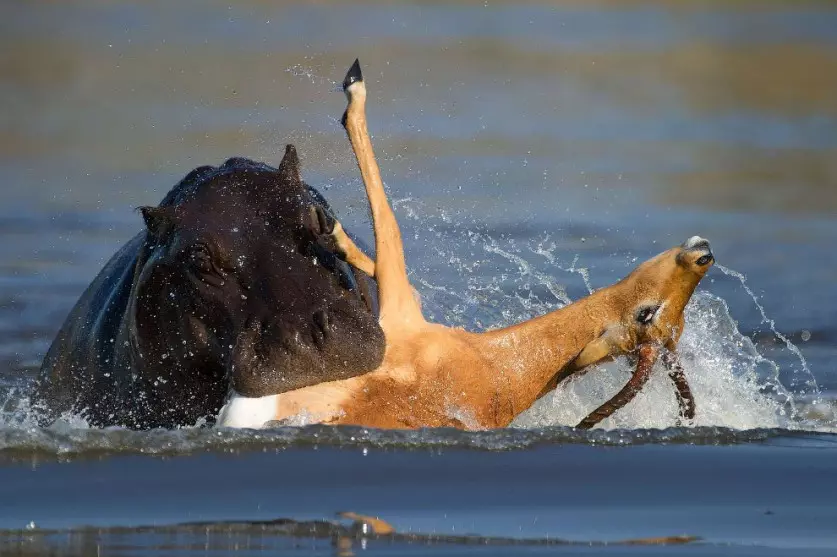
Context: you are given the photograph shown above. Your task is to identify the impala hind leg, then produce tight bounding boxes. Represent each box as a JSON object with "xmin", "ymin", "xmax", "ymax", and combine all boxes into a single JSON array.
[
  {"xmin": 306, "ymin": 204, "xmax": 425, "ymax": 311},
  {"xmin": 306, "ymin": 205, "xmax": 376, "ymax": 277},
  {"xmin": 341, "ymin": 59, "xmax": 423, "ymax": 327}
]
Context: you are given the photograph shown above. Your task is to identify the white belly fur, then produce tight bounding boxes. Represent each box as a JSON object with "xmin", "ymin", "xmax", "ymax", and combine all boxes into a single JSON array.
[{"xmin": 216, "ymin": 392, "xmax": 279, "ymax": 428}]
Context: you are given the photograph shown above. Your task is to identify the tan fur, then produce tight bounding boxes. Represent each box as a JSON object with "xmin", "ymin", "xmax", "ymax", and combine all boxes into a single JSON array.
[
  {"xmin": 273, "ymin": 64, "xmax": 713, "ymax": 430},
  {"xmin": 338, "ymin": 512, "xmax": 396, "ymax": 535},
  {"xmin": 331, "ymin": 221, "xmax": 376, "ymax": 277}
]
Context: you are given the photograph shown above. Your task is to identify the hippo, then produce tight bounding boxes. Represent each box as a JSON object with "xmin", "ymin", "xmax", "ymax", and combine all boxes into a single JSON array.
[{"xmin": 33, "ymin": 145, "xmax": 385, "ymax": 429}]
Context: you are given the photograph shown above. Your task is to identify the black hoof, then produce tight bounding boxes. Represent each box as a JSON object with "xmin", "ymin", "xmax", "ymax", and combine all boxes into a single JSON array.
[{"xmin": 342, "ymin": 59, "xmax": 363, "ymax": 91}]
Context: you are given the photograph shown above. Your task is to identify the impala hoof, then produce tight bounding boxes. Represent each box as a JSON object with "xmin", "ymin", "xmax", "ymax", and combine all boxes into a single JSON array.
[{"xmin": 343, "ymin": 59, "xmax": 363, "ymax": 91}]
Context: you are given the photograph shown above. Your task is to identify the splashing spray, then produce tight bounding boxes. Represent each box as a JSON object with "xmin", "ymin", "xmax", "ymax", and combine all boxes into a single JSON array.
[{"xmin": 715, "ymin": 264, "xmax": 819, "ymax": 398}]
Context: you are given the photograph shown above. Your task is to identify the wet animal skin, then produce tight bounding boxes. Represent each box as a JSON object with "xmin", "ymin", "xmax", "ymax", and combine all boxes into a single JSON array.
[
  {"xmin": 220, "ymin": 61, "xmax": 714, "ymax": 430},
  {"xmin": 35, "ymin": 149, "xmax": 385, "ymax": 429}
]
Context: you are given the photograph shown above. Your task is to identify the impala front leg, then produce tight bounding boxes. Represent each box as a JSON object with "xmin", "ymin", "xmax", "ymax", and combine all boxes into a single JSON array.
[
  {"xmin": 576, "ymin": 343, "xmax": 660, "ymax": 430},
  {"xmin": 662, "ymin": 350, "xmax": 696, "ymax": 424}
]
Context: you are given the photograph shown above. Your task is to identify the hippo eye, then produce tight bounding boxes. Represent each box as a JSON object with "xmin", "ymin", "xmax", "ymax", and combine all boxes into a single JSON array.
[
  {"xmin": 636, "ymin": 305, "xmax": 659, "ymax": 325},
  {"xmin": 189, "ymin": 245, "xmax": 214, "ymax": 274},
  {"xmin": 695, "ymin": 254, "xmax": 713, "ymax": 266}
]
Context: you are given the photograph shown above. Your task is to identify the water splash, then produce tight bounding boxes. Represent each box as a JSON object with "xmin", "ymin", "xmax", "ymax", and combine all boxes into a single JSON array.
[
  {"xmin": 514, "ymin": 292, "xmax": 799, "ymax": 430},
  {"xmin": 284, "ymin": 64, "xmax": 340, "ymax": 89},
  {"xmin": 0, "ymin": 389, "xmax": 90, "ymax": 431},
  {"xmin": 529, "ymin": 237, "xmax": 594, "ymax": 294},
  {"xmin": 0, "ymin": 388, "xmax": 39, "ymax": 429},
  {"xmin": 715, "ymin": 263, "xmax": 819, "ymax": 397},
  {"xmin": 482, "ymin": 240, "xmax": 572, "ymax": 307}
]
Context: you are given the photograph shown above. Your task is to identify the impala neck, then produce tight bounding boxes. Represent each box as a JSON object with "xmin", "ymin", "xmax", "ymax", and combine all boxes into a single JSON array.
[{"xmin": 475, "ymin": 286, "xmax": 625, "ymax": 414}]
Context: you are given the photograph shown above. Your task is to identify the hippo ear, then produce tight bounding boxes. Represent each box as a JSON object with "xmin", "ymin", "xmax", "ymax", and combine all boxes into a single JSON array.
[
  {"xmin": 139, "ymin": 206, "xmax": 177, "ymax": 239},
  {"xmin": 277, "ymin": 144, "xmax": 302, "ymax": 184}
]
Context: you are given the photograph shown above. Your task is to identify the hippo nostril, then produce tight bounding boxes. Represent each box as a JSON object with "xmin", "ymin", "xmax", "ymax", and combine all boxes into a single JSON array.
[
  {"xmin": 311, "ymin": 310, "xmax": 330, "ymax": 350},
  {"xmin": 311, "ymin": 324, "xmax": 325, "ymax": 349},
  {"xmin": 313, "ymin": 310, "xmax": 330, "ymax": 335}
]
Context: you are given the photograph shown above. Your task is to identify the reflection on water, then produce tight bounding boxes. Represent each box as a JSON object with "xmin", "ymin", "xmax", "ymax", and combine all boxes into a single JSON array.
[
  {"xmin": 1, "ymin": 519, "xmax": 700, "ymax": 557},
  {"xmin": 4, "ymin": 441, "xmax": 837, "ymax": 552}
]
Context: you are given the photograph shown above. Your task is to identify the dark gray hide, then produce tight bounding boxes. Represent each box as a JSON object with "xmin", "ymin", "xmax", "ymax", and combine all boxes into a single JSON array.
[{"xmin": 34, "ymin": 147, "xmax": 384, "ymax": 429}]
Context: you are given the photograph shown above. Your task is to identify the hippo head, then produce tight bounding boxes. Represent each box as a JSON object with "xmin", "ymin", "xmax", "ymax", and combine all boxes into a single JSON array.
[{"xmin": 131, "ymin": 146, "xmax": 384, "ymax": 414}]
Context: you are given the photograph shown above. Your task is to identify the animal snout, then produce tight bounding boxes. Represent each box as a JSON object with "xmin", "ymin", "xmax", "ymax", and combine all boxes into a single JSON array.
[
  {"xmin": 682, "ymin": 235, "xmax": 711, "ymax": 252},
  {"xmin": 235, "ymin": 309, "xmax": 334, "ymax": 360},
  {"xmin": 682, "ymin": 235, "xmax": 714, "ymax": 266}
]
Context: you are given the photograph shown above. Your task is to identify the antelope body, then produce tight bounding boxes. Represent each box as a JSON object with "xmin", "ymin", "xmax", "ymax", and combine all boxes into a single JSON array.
[{"xmin": 218, "ymin": 61, "xmax": 714, "ymax": 430}]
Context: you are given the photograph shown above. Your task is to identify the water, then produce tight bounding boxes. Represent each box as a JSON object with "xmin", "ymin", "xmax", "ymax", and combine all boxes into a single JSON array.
[{"xmin": 2, "ymin": 1, "xmax": 837, "ymax": 554}]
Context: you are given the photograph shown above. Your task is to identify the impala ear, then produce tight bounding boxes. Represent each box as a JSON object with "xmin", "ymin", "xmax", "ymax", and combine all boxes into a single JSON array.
[
  {"xmin": 277, "ymin": 144, "xmax": 302, "ymax": 184},
  {"xmin": 569, "ymin": 327, "xmax": 627, "ymax": 371},
  {"xmin": 139, "ymin": 206, "xmax": 178, "ymax": 239},
  {"xmin": 570, "ymin": 335, "xmax": 613, "ymax": 371}
]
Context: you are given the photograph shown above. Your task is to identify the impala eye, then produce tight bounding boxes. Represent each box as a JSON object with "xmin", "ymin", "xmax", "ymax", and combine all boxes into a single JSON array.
[
  {"xmin": 696, "ymin": 254, "xmax": 714, "ymax": 266},
  {"xmin": 636, "ymin": 305, "xmax": 660, "ymax": 325}
]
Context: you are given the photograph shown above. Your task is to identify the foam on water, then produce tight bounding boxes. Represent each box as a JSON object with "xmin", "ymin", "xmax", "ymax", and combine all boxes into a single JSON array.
[{"xmin": 0, "ymin": 424, "xmax": 825, "ymax": 464}]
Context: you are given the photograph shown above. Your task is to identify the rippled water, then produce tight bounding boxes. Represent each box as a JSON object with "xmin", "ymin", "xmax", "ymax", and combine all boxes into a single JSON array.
[
  {"xmin": 1, "ymin": 1, "xmax": 836, "ymax": 553},
  {"xmin": 0, "ymin": 424, "xmax": 821, "ymax": 464}
]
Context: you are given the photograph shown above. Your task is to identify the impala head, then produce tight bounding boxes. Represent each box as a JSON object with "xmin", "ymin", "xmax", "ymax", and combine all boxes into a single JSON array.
[
  {"xmin": 571, "ymin": 236, "xmax": 714, "ymax": 370},
  {"xmin": 621, "ymin": 235, "xmax": 714, "ymax": 346}
]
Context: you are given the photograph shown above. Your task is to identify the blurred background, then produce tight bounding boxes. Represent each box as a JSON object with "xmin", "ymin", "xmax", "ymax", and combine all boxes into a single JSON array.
[{"xmin": 1, "ymin": 0, "xmax": 835, "ymax": 402}]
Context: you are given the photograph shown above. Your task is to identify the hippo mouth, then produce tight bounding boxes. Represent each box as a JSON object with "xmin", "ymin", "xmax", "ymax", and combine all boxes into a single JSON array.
[{"xmin": 228, "ymin": 300, "xmax": 384, "ymax": 398}]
